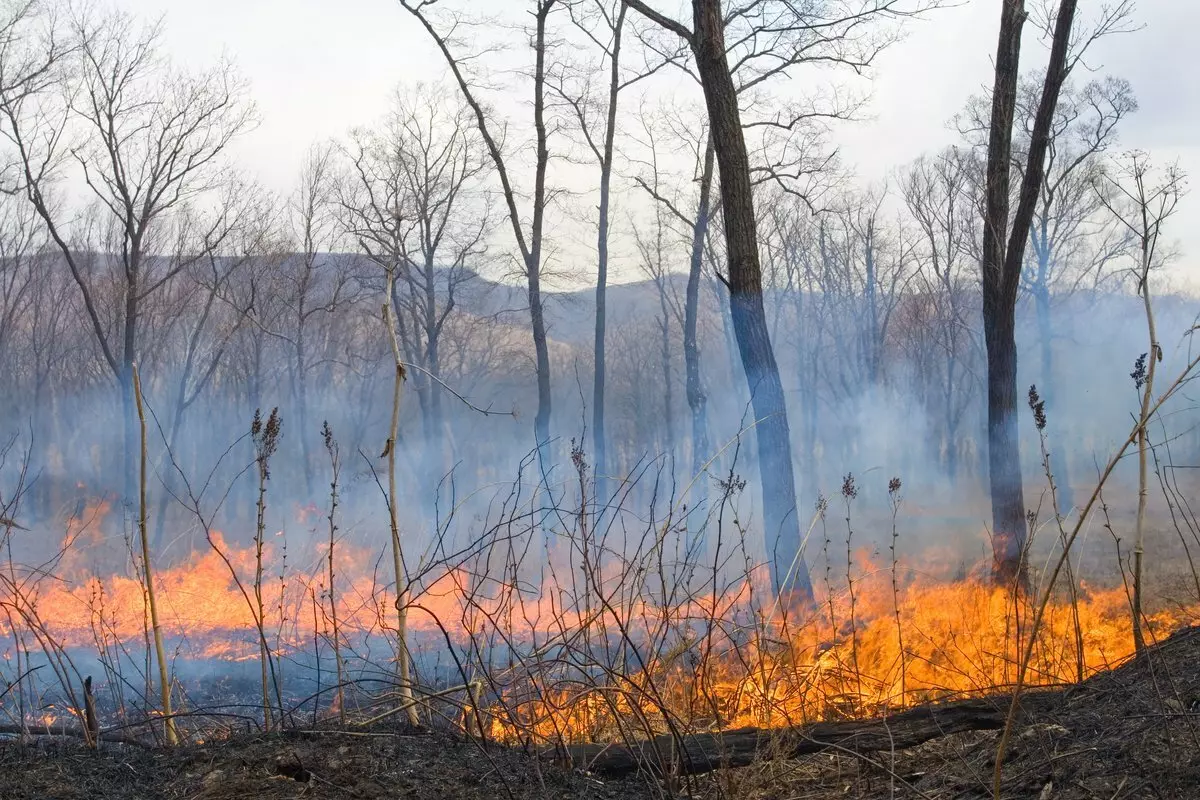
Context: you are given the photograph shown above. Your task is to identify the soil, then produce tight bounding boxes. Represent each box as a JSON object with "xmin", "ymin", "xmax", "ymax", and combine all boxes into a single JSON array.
[
  {"xmin": 702, "ymin": 625, "xmax": 1200, "ymax": 800},
  {"xmin": 4, "ymin": 626, "xmax": 1200, "ymax": 799},
  {"xmin": 0, "ymin": 728, "xmax": 656, "ymax": 800}
]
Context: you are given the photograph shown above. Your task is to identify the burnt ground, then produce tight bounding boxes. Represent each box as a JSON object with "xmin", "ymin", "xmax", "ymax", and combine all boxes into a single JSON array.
[
  {"xmin": 0, "ymin": 727, "xmax": 658, "ymax": 800},
  {"xmin": 3, "ymin": 627, "xmax": 1200, "ymax": 800},
  {"xmin": 708, "ymin": 625, "xmax": 1200, "ymax": 800}
]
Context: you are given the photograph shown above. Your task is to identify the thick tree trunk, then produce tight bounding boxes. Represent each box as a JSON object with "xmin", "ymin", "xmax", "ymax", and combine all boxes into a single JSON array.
[
  {"xmin": 691, "ymin": 0, "xmax": 812, "ymax": 602},
  {"xmin": 981, "ymin": 0, "xmax": 1078, "ymax": 582},
  {"xmin": 983, "ymin": 305, "xmax": 1026, "ymax": 577},
  {"xmin": 980, "ymin": 0, "xmax": 1028, "ymax": 583}
]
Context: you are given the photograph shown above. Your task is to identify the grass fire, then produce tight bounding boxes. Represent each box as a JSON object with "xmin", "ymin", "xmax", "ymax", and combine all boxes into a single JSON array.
[{"xmin": 1, "ymin": 0, "xmax": 1200, "ymax": 798}]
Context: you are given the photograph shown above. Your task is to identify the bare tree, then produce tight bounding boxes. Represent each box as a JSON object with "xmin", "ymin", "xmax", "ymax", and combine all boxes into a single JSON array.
[
  {"xmin": 976, "ymin": 0, "xmax": 1141, "ymax": 581},
  {"xmin": 398, "ymin": 1, "xmax": 558, "ymax": 463},
  {"xmin": 550, "ymin": 0, "xmax": 638, "ymax": 495},
  {"xmin": 960, "ymin": 74, "xmax": 1137, "ymax": 512},
  {"xmin": 1, "ymin": 9, "xmax": 256, "ymax": 500},
  {"xmin": 624, "ymin": 0, "xmax": 931, "ymax": 600},
  {"xmin": 151, "ymin": 180, "xmax": 272, "ymax": 550},
  {"xmin": 901, "ymin": 147, "xmax": 985, "ymax": 483},
  {"xmin": 343, "ymin": 86, "xmax": 490, "ymax": 473},
  {"xmin": 280, "ymin": 144, "xmax": 359, "ymax": 496},
  {"xmin": 1095, "ymin": 151, "xmax": 1185, "ymax": 652}
]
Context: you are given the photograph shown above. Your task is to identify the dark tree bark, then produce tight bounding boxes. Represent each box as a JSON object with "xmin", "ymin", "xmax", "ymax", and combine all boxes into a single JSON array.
[
  {"xmin": 690, "ymin": 0, "xmax": 811, "ymax": 601},
  {"xmin": 624, "ymin": 0, "xmax": 815, "ymax": 601},
  {"xmin": 981, "ymin": 0, "xmax": 1079, "ymax": 582}
]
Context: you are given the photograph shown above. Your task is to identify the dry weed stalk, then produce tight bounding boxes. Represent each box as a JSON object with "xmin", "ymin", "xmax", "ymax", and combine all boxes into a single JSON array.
[
  {"xmin": 993, "ymin": 336, "xmax": 1200, "ymax": 797},
  {"xmin": 382, "ymin": 265, "xmax": 420, "ymax": 725},
  {"xmin": 132, "ymin": 364, "xmax": 176, "ymax": 745},
  {"xmin": 251, "ymin": 407, "xmax": 283, "ymax": 731},
  {"xmin": 322, "ymin": 421, "xmax": 347, "ymax": 724},
  {"xmin": 1095, "ymin": 153, "xmax": 1185, "ymax": 653}
]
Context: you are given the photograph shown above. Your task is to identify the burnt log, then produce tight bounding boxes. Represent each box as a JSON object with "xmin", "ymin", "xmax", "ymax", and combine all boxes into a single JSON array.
[{"xmin": 548, "ymin": 691, "xmax": 1065, "ymax": 778}]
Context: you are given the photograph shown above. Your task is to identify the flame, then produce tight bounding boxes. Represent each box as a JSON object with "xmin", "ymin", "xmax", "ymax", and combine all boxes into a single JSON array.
[{"xmin": 3, "ymin": 496, "xmax": 1197, "ymax": 742}]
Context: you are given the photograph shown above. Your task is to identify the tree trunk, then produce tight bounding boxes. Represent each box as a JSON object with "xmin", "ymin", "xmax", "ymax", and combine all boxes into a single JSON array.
[
  {"xmin": 685, "ymin": 137, "xmax": 715, "ymax": 482},
  {"xmin": 981, "ymin": 0, "xmax": 1026, "ymax": 582},
  {"xmin": 982, "ymin": 0, "xmax": 1078, "ymax": 583},
  {"xmin": 593, "ymin": 4, "xmax": 626, "ymax": 502},
  {"xmin": 691, "ymin": 0, "xmax": 812, "ymax": 602},
  {"xmin": 529, "ymin": 2, "xmax": 555, "ymax": 461}
]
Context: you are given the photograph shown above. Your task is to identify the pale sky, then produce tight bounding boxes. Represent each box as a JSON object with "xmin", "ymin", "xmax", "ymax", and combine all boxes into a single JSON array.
[{"xmin": 119, "ymin": 0, "xmax": 1200, "ymax": 284}]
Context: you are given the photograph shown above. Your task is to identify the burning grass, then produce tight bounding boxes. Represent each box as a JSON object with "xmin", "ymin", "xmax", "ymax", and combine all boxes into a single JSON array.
[
  {"xmin": 3, "ymin": 492, "xmax": 1195, "ymax": 750},
  {"xmin": 1, "ymin": 414, "xmax": 1199, "ymax": 800}
]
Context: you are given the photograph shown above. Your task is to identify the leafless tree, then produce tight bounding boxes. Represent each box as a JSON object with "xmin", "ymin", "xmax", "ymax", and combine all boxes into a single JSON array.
[
  {"xmin": 901, "ymin": 147, "xmax": 985, "ymax": 483},
  {"xmin": 0, "ymin": 8, "xmax": 256, "ymax": 501},
  {"xmin": 624, "ymin": 0, "xmax": 932, "ymax": 601},
  {"xmin": 961, "ymin": 74, "xmax": 1137, "ymax": 512},
  {"xmin": 978, "ymin": 0, "xmax": 1135, "ymax": 582},
  {"xmin": 151, "ymin": 180, "xmax": 274, "ymax": 551},
  {"xmin": 1094, "ymin": 151, "xmax": 1185, "ymax": 652},
  {"xmin": 398, "ymin": 1, "xmax": 558, "ymax": 464},
  {"xmin": 550, "ymin": 0, "xmax": 639, "ymax": 495},
  {"xmin": 342, "ymin": 85, "xmax": 490, "ymax": 474},
  {"xmin": 276, "ymin": 144, "xmax": 360, "ymax": 496}
]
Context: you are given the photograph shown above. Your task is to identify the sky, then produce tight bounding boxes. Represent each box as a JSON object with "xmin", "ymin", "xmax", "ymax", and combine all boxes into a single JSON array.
[{"xmin": 117, "ymin": 0, "xmax": 1200, "ymax": 285}]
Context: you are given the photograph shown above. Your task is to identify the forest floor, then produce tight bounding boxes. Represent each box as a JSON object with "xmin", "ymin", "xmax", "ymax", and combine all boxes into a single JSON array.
[{"xmin": 2, "ymin": 627, "xmax": 1199, "ymax": 799}]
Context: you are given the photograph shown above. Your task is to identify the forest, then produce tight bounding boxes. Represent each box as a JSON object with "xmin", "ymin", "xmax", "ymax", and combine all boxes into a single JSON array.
[{"xmin": 0, "ymin": 0, "xmax": 1198, "ymax": 797}]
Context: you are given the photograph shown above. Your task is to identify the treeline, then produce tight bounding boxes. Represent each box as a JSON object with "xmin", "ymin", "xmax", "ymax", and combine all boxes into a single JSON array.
[{"xmin": 0, "ymin": 0, "xmax": 1193, "ymax": 567}]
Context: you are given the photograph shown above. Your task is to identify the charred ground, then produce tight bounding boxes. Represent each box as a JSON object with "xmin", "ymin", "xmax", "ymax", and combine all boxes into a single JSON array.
[{"xmin": 3, "ymin": 625, "xmax": 1200, "ymax": 800}]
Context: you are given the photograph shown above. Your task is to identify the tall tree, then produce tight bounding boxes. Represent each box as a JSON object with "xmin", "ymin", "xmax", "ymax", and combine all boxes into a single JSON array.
[
  {"xmin": 342, "ymin": 85, "xmax": 491, "ymax": 471},
  {"xmin": 977, "ymin": 0, "xmax": 1146, "ymax": 581},
  {"xmin": 399, "ymin": 1, "xmax": 558, "ymax": 462},
  {"xmin": 960, "ymin": 74, "xmax": 1137, "ymax": 512},
  {"xmin": 624, "ymin": 0, "xmax": 930, "ymax": 599},
  {"xmin": 552, "ymin": 0, "xmax": 635, "ymax": 497},
  {"xmin": 1, "ymin": 9, "xmax": 255, "ymax": 500}
]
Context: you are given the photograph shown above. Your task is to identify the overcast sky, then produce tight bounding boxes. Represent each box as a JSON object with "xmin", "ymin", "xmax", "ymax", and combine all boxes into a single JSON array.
[{"xmin": 118, "ymin": 0, "xmax": 1199, "ymax": 284}]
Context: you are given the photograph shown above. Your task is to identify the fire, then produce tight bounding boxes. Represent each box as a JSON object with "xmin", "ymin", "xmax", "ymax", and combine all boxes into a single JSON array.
[{"xmin": 2, "ymin": 495, "xmax": 1197, "ymax": 745}]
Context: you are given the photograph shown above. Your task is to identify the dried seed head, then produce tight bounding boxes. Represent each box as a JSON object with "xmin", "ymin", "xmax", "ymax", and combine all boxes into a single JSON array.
[
  {"xmin": 1131, "ymin": 353, "xmax": 1148, "ymax": 390},
  {"xmin": 570, "ymin": 439, "xmax": 589, "ymax": 475},
  {"xmin": 841, "ymin": 473, "xmax": 857, "ymax": 501},
  {"xmin": 252, "ymin": 407, "xmax": 283, "ymax": 479},
  {"xmin": 1028, "ymin": 385, "xmax": 1047, "ymax": 431},
  {"xmin": 888, "ymin": 477, "xmax": 902, "ymax": 495}
]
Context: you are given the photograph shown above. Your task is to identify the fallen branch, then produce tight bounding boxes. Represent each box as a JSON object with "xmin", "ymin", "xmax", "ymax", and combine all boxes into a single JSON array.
[
  {"xmin": 548, "ymin": 690, "xmax": 1066, "ymax": 778},
  {"xmin": 0, "ymin": 723, "xmax": 144, "ymax": 746}
]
